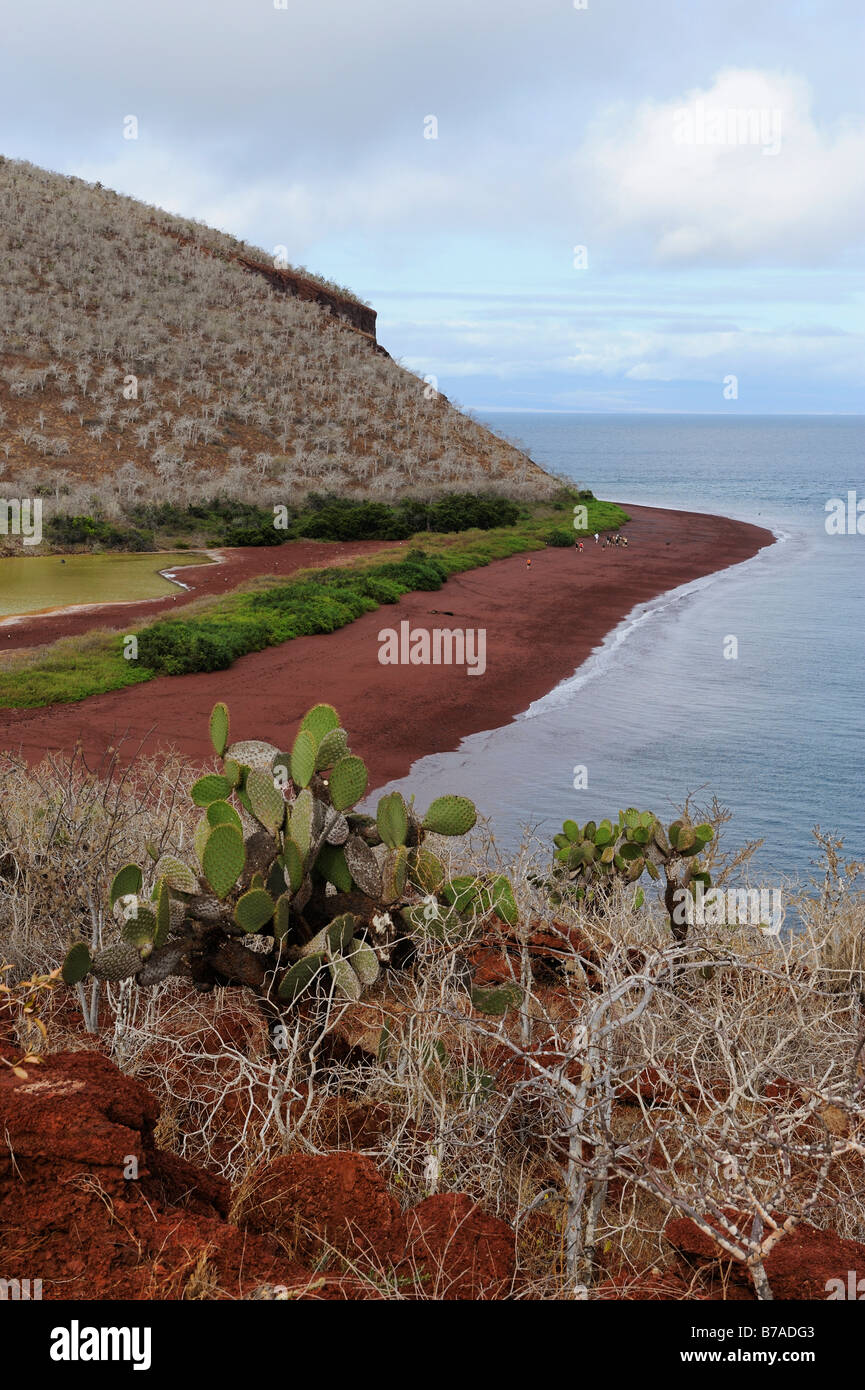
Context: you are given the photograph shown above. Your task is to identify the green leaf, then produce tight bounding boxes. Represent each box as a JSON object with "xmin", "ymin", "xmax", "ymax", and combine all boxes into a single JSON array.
[
  {"xmin": 376, "ymin": 791, "xmax": 409, "ymax": 848},
  {"xmin": 329, "ymin": 755, "xmax": 368, "ymax": 812},
  {"xmin": 153, "ymin": 855, "xmax": 198, "ymax": 894},
  {"xmin": 209, "ymin": 702, "xmax": 230, "ymax": 758},
  {"xmin": 62, "ymin": 943, "xmax": 91, "ymax": 985},
  {"xmin": 290, "ymin": 729, "xmax": 317, "ymax": 789},
  {"xmin": 300, "ymin": 703, "xmax": 340, "ymax": 747},
  {"xmin": 202, "ymin": 823, "xmax": 245, "ymax": 900},
  {"xmin": 110, "ymin": 863, "xmax": 143, "ymax": 906},
  {"xmin": 207, "ymin": 800, "xmax": 243, "ymax": 831},
  {"xmin": 154, "ymin": 879, "xmax": 171, "ymax": 947},
  {"xmin": 283, "ymin": 837, "xmax": 304, "ymax": 892},
  {"xmin": 191, "ymin": 773, "xmax": 232, "ymax": 807},
  {"xmin": 315, "ymin": 844, "xmax": 354, "ymax": 894},
  {"xmin": 278, "ymin": 953, "xmax": 325, "ymax": 1002},
  {"xmin": 234, "ymin": 888, "xmax": 276, "ymax": 933},
  {"xmin": 246, "ymin": 769, "xmax": 285, "ymax": 833}
]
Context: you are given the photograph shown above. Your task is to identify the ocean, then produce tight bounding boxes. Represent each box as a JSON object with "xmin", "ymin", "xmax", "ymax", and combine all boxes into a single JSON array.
[{"xmin": 378, "ymin": 414, "xmax": 865, "ymax": 895}]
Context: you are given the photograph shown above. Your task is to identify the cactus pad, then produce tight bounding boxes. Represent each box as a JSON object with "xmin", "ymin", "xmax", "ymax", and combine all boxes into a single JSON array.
[
  {"xmin": 209, "ymin": 702, "xmax": 230, "ymax": 757},
  {"xmin": 289, "ymin": 789, "xmax": 314, "ymax": 860},
  {"xmin": 327, "ymin": 955, "xmax": 362, "ymax": 1002},
  {"xmin": 300, "ymin": 703, "xmax": 341, "ymax": 746},
  {"xmin": 202, "ymin": 823, "xmax": 245, "ymax": 900},
  {"xmin": 278, "ymin": 953, "xmax": 325, "ymax": 1002},
  {"xmin": 234, "ymin": 889, "xmax": 276, "ymax": 934},
  {"xmin": 315, "ymin": 727, "xmax": 349, "ymax": 771},
  {"xmin": 343, "ymin": 835, "xmax": 382, "ymax": 898},
  {"xmin": 61, "ymin": 942, "xmax": 92, "ymax": 985},
  {"xmin": 376, "ymin": 792, "xmax": 409, "ymax": 849},
  {"xmin": 92, "ymin": 942, "xmax": 144, "ymax": 982},
  {"xmin": 290, "ymin": 729, "xmax": 317, "ymax": 789},
  {"xmin": 110, "ymin": 863, "xmax": 143, "ymax": 905},
  {"xmin": 153, "ymin": 856, "xmax": 198, "ymax": 895},
  {"xmin": 422, "ymin": 795, "xmax": 477, "ymax": 837},
  {"xmin": 191, "ymin": 773, "xmax": 233, "ymax": 807},
  {"xmin": 246, "ymin": 769, "xmax": 286, "ymax": 833},
  {"xmin": 328, "ymin": 755, "xmax": 368, "ymax": 812}
]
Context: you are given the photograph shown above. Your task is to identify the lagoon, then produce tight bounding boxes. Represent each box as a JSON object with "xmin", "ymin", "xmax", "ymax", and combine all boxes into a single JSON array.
[{"xmin": 0, "ymin": 551, "xmax": 210, "ymax": 620}]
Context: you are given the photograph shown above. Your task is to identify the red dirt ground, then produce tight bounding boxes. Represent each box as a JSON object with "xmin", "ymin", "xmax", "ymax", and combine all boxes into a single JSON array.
[{"xmin": 0, "ymin": 505, "xmax": 773, "ymax": 786}]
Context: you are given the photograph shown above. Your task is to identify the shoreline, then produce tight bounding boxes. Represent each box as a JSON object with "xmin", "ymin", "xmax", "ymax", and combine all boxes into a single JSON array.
[{"xmin": 0, "ymin": 504, "xmax": 774, "ymax": 779}]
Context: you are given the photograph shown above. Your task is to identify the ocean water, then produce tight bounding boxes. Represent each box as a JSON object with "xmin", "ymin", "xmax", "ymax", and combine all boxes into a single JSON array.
[{"xmin": 377, "ymin": 414, "xmax": 865, "ymax": 892}]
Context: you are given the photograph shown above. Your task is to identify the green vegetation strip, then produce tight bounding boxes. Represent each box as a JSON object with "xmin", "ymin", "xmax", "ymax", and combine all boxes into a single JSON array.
[{"xmin": 0, "ymin": 497, "xmax": 627, "ymax": 708}]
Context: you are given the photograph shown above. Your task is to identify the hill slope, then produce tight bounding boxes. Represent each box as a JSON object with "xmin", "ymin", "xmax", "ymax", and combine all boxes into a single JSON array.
[{"xmin": 0, "ymin": 158, "xmax": 552, "ymax": 515}]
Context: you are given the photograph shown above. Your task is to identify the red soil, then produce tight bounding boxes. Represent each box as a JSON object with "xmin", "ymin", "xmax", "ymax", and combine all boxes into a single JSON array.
[
  {"xmin": 0, "ymin": 1045, "xmax": 515, "ymax": 1300},
  {"xmin": 0, "ymin": 505, "xmax": 773, "ymax": 784}
]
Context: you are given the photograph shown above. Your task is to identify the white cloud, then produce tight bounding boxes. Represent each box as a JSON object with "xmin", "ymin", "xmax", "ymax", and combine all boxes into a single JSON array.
[{"xmin": 574, "ymin": 69, "xmax": 865, "ymax": 265}]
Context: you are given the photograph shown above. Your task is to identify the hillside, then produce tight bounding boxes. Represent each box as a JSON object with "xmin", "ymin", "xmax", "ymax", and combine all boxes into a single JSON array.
[{"xmin": 0, "ymin": 158, "xmax": 553, "ymax": 517}]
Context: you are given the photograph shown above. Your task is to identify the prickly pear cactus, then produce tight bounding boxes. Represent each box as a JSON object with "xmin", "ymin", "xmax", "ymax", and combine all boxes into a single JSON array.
[
  {"xmin": 60, "ymin": 701, "xmax": 502, "ymax": 1027},
  {"xmin": 535, "ymin": 807, "xmax": 714, "ymax": 938}
]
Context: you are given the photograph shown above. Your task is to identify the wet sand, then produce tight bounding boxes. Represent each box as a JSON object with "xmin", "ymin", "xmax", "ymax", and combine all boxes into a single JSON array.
[{"xmin": 0, "ymin": 505, "xmax": 773, "ymax": 787}]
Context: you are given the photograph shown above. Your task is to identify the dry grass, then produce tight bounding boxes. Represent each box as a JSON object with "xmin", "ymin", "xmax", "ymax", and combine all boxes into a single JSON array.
[{"xmin": 1, "ymin": 749, "xmax": 864, "ymax": 1298}]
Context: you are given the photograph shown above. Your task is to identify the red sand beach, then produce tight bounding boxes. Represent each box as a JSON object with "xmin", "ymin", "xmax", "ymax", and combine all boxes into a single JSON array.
[{"xmin": 0, "ymin": 505, "xmax": 773, "ymax": 785}]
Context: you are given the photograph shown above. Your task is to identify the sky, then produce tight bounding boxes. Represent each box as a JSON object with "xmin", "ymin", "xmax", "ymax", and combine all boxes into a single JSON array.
[{"xmin": 1, "ymin": 0, "xmax": 863, "ymax": 413}]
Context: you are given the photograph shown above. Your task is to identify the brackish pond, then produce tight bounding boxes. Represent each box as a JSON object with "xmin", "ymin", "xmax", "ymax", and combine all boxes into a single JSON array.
[{"xmin": 0, "ymin": 552, "xmax": 211, "ymax": 619}]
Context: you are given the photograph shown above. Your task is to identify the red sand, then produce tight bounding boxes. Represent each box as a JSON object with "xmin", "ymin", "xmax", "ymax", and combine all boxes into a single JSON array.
[{"xmin": 0, "ymin": 505, "xmax": 773, "ymax": 786}]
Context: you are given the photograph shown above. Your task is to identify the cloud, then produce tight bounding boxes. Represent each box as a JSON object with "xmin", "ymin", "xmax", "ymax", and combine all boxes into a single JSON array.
[{"xmin": 574, "ymin": 69, "xmax": 865, "ymax": 265}]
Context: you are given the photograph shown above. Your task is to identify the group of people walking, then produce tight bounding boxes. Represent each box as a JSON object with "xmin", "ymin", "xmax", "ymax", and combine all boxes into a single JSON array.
[
  {"xmin": 527, "ymin": 529, "xmax": 630, "ymax": 566},
  {"xmin": 572, "ymin": 531, "xmax": 629, "ymax": 554}
]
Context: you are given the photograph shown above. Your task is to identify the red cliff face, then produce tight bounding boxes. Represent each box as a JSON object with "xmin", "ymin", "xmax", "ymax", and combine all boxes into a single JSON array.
[
  {"xmin": 235, "ymin": 256, "xmax": 377, "ymax": 339},
  {"xmin": 149, "ymin": 220, "xmax": 379, "ymax": 342}
]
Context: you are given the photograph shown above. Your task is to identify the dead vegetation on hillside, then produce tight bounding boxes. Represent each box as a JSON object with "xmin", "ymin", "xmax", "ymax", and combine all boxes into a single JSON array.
[{"xmin": 0, "ymin": 158, "xmax": 552, "ymax": 516}]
